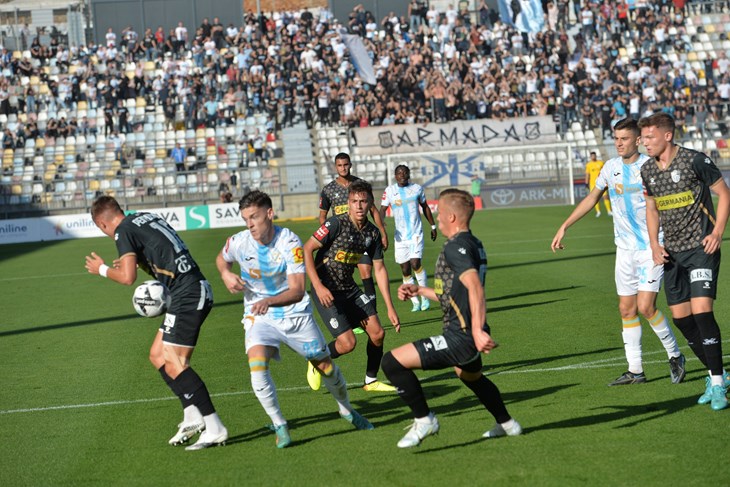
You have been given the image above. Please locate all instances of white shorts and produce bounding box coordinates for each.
[242,313,329,362]
[394,233,424,264]
[615,247,663,296]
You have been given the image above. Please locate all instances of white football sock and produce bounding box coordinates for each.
[321,363,352,415]
[251,365,286,426]
[622,316,643,374]
[648,310,681,358]
[183,405,203,423]
[202,412,225,435]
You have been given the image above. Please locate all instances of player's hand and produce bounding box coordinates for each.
[84,252,104,275]
[111,258,122,269]
[398,283,419,301]
[550,228,566,253]
[381,234,389,251]
[250,298,269,315]
[430,227,437,241]
[651,243,669,265]
[473,329,497,354]
[221,270,245,294]
[388,308,401,333]
[315,285,334,307]
[702,231,723,254]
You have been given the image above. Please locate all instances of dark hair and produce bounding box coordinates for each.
[91,195,123,220]
[349,179,373,202]
[613,117,639,135]
[637,112,675,135]
[394,164,410,175]
[334,152,351,163]
[439,188,475,222]
[239,190,272,210]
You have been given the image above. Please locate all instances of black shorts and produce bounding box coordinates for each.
[413,324,492,373]
[664,247,721,305]
[159,280,214,347]
[311,287,376,337]
[358,252,372,266]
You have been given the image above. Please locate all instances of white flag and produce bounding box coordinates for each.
[341,33,377,85]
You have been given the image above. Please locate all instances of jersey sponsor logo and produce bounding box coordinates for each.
[314,225,329,241]
[334,250,362,264]
[689,268,712,283]
[614,183,642,194]
[292,247,304,263]
[670,170,681,183]
[428,335,448,351]
[249,268,261,279]
[434,278,443,295]
[654,191,694,210]
[334,204,349,215]
[186,206,209,229]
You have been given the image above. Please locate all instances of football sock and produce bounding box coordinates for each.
[460,375,511,424]
[621,316,643,374]
[202,412,225,435]
[693,312,724,376]
[710,372,726,387]
[414,266,427,287]
[327,340,342,359]
[320,363,352,415]
[362,277,377,308]
[403,274,420,307]
[170,367,216,416]
[249,356,286,426]
[183,405,203,424]
[648,309,681,358]
[158,365,175,387]
[604,199,612,213]
[381,352,430,418]
[365,340,384,383]
[672,315,708,367]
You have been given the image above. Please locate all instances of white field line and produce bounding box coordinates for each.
[3,347,728,416]
[0,272,88,282]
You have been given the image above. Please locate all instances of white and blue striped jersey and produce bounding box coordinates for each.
[220,226,311,319]
[594,154,661,250]
[381,182,426,242]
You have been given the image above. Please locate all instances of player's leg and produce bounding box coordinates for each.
[150,331,206,446]
[381,341,439,447]
[398,246,420,311]
[603,193,612,215]
[311,289,358,358]
[689,291,728,410]
[248,341,292,447]
[610,248,646,385]
[638,290,684,383]
[411,245,430,311]
[360,314,395,391]
[456,366,521,439]
[590,184,601,216]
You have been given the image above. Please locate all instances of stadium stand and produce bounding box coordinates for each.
[1,0,730,216]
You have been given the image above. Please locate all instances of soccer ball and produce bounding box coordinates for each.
[132,280,171,318]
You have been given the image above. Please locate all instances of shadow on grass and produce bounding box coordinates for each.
[0,297,244,337]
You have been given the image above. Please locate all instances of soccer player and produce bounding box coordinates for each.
[84,196,227,450]
[639,112,730,411]
[551,118,686,386]
[304,179,401,393]
[216,191,374,448]
[380,165,437,312]
[585,151,613,217]
[382,189,521,448]
[319,153,389,310]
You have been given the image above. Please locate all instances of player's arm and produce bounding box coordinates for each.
[704,177,730,254]
[420,199,437,241]
[85,252,138,285]
[551,186,606,252]
[318,191,330,225]
[303,236,333,307]
[645,195,668,265]
[398,282,438,302]
[372,258,400,332]
[318,209,328,225]
[460,268,496,353]
[216,250,245,294]
[250,273,306,315]
[370,204,389,250]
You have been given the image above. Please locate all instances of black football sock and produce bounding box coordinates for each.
[158,365,185,408]
[461,375,511,424]
[170,367,216,416]
[328,340,342,359]
[365,340,384,381]
[693,312,724,375]
[673,315,709,367]
[382,352,430,418]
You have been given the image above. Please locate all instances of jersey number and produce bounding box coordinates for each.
[150,221,188,253]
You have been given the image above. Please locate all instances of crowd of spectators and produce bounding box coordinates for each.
[1,0,730,155]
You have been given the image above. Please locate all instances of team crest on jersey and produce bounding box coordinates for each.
[292,247,304,263]
[671,170,681,183]
[705,158,711,164]
[458,247,466,254]
[649,177,655,186]
[329,317,339,329]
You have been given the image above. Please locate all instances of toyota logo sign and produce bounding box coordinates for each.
[490,189,516,206]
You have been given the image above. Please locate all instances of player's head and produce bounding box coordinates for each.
[90,195,124,237]
[348,179,373,223]
[239,190,275,244]
[437,188,474,237]
[612,118,640,159]
[589,151,597,161]
[394,165,410,186]
[638,113,675,158]
[334,152,352,178]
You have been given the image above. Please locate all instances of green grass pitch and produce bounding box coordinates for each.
[1,205,728,486]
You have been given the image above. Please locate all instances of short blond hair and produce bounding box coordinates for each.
[439,188,475,223]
